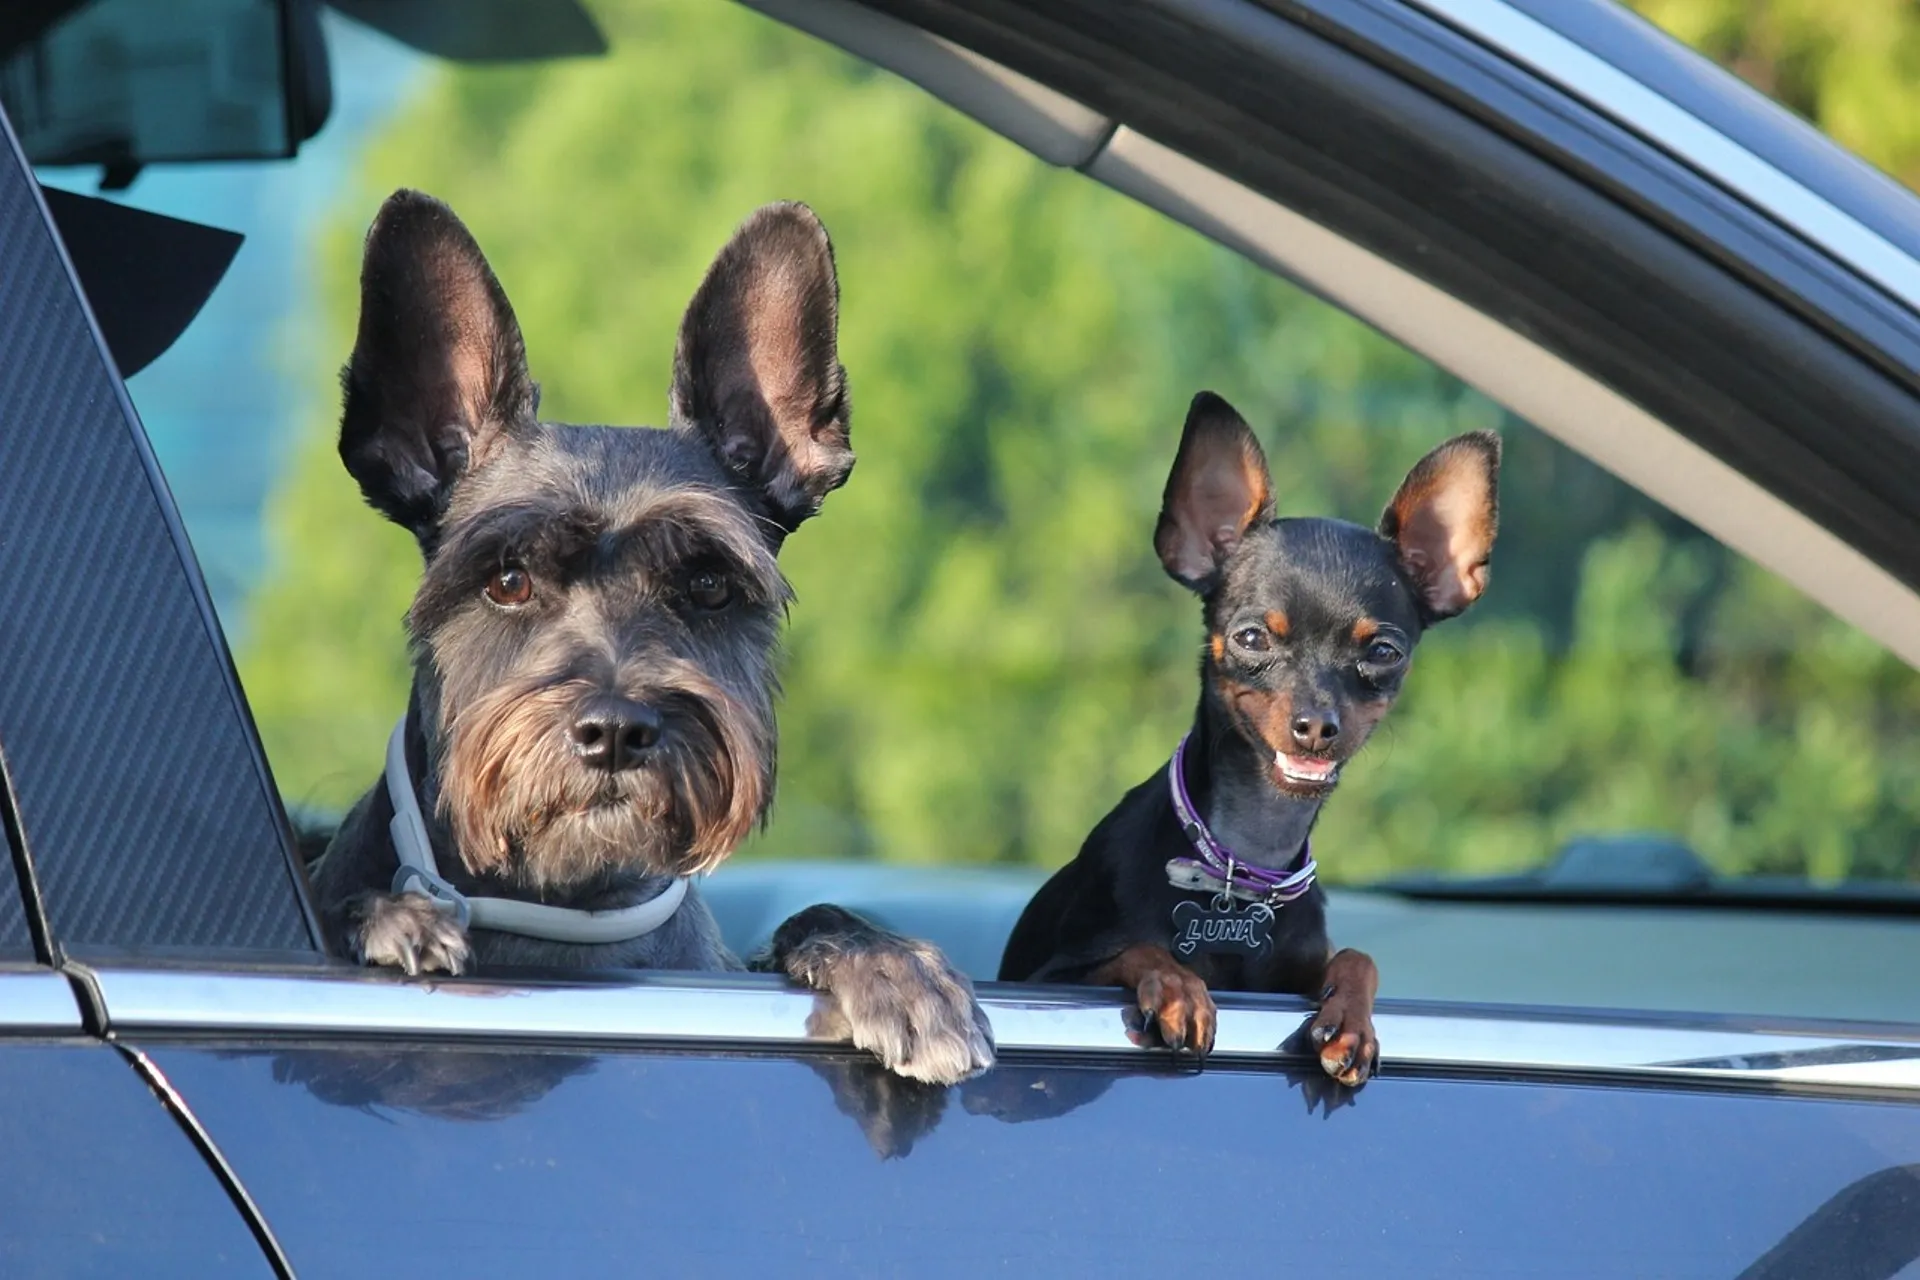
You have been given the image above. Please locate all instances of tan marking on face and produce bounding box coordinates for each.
[1209,634,1226,663]
[1351,617,1379,645]
[1220,678,1292,758]
[1265,610,1289,640]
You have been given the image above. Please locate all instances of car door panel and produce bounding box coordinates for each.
[0,1042,275,1278]
[147,1039,1920,1278]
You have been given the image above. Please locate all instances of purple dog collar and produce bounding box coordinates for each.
[1166,732,1318,905]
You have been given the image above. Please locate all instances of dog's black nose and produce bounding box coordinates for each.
[569,696,663,771]
[1290,709,1340,751]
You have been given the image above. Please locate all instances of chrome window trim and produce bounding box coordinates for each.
[1400,0,1920,317]
[0,969,82,1030]
[90,967,1920,1092]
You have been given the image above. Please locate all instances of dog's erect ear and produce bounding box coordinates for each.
[671,202,853,536]
[338,189,536,539]
[1154,392,1274,591]
[1378,430,1502,621]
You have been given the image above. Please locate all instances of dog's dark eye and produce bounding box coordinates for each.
[1363,639,1405,667]
[1232,627,1270,653]
[484,565,533,607]
[688,570,731,610]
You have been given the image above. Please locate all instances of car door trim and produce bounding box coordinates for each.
[737,0,1114,166]
[88,966,1920,1093]
[1398,0,1920,316]
[0,969,84,1030]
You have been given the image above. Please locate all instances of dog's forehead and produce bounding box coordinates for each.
[452,423,741,524]
[1225,518,1421,631]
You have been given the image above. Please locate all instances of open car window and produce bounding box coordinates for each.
[25,0,1920,976]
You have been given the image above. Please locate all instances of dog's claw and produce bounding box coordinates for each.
[351,890,471,977]
[1093,946,1216,1058]
[1308,990,1378,1087]
[1136,967,1217,1058]
[1305,950,1380,1087]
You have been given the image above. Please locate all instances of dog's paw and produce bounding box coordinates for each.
[1125,963,1217,1056]
[1308,987,1378,1087]
[768,905,994,1085]
[813,938,996,1086]
[1092,946,1215,1056]
[349,891,471,976]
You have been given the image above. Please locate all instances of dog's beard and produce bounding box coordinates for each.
[436,663,771,888]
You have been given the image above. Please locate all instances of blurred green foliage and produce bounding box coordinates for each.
[240,0,1920,880]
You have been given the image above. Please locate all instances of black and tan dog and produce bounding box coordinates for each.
[1000,392,1500,1086]
[308,190,993,1087]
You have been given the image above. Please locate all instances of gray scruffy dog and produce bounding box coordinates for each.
[308,189,993,1086]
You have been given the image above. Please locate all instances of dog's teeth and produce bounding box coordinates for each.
[1277,753,1337,783]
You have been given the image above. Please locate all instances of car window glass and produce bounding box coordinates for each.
[35,1,1919,914]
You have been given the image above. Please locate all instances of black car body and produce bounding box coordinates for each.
[2,1,1919,1276]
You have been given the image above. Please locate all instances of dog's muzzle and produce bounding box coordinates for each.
[384,718,690,943]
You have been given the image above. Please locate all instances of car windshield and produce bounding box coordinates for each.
[35,0,1920,898]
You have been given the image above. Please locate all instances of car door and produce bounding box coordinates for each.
[0,971,277,1278]
[89,968,1920,1277]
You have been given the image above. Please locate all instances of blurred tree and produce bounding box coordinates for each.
[241,0,1920,880]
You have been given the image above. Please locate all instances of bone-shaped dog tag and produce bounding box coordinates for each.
[1171,899,1275,958]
